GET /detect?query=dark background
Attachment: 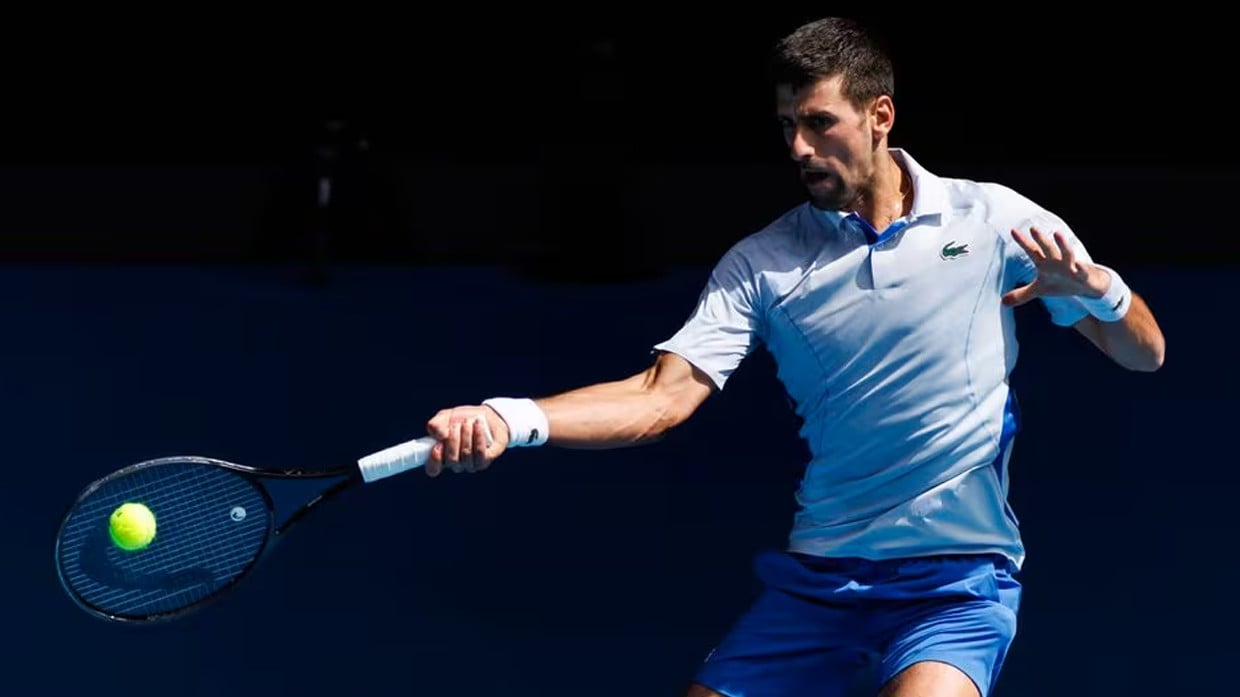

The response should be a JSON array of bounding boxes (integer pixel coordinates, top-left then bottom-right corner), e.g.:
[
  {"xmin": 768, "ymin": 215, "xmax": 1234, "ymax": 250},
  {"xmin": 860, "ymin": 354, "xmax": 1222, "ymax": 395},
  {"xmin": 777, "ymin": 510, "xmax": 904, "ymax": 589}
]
[{"xmin": 8, "ymin": 8, "xmax": 1236, "ymax": 697}]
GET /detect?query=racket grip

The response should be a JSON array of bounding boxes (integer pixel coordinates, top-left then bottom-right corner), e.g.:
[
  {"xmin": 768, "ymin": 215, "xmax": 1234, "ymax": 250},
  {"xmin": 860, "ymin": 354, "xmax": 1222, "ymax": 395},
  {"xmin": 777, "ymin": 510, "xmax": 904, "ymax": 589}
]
[
  {"xmin": 357, "ymin": 437, "xmax": 437, "ymax": 482},
  {"xmin": 357, "ymin": 420, "xmax": 494, "ymax": 483}
]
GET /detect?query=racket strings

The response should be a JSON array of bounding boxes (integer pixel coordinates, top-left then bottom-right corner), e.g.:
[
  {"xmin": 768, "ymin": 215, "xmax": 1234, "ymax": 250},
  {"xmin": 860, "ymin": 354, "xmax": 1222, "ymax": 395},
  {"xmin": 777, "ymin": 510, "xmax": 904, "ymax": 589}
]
[{"xmin": 57, "ymin": 462, "xmax": 271, "ymax": 620}]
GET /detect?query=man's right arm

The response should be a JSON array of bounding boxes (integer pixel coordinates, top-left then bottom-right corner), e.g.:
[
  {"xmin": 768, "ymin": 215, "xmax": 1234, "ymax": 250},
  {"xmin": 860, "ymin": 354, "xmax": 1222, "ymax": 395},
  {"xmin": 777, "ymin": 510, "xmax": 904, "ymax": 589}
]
[
  {"xmin": 425, "ymin": 234, "xmax": 766, "ymax": 476},
  {"xmin": 423, "ymin": 351, "xmax": 716, "ymax": 475},
  {"xmin": 533, "ymin": 350, "xmax": 717, "ymax": 449}
]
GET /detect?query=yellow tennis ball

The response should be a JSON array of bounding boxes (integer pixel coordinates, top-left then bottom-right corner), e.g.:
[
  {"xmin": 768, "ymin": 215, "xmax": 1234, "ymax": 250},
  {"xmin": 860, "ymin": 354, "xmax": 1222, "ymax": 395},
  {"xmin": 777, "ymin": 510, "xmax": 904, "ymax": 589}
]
[{"xmin": 109, "ymin": 502, "xmax": 157, "ymax": 551}]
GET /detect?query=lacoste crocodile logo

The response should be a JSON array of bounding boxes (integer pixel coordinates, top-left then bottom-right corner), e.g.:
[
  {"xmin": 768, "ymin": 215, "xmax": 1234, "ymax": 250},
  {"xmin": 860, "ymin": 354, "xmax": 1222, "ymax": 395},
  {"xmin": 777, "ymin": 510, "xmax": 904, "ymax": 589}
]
[{"xmin": 940, "ymin": 241, "xmax": 969, "ymax": 260}]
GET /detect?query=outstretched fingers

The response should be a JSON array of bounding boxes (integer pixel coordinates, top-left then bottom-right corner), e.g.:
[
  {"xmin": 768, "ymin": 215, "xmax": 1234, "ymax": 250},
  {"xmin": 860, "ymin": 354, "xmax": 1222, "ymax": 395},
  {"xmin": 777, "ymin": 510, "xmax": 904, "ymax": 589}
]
[
  {"xmin": 1030, "ymin": 227, "xmax": 1061, "ymax": 262},
  {"xmin": 1010, "ymin": 228, "xmax": 1041, "ymax": 262}
]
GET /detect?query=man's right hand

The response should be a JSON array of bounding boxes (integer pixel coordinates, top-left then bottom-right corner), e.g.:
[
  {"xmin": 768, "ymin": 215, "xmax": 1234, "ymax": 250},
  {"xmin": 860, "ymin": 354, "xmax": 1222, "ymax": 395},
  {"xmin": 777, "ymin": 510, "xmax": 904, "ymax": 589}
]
[{"xmin": 424, "ymin": 405, "xmax": 510, "ymax": 476}]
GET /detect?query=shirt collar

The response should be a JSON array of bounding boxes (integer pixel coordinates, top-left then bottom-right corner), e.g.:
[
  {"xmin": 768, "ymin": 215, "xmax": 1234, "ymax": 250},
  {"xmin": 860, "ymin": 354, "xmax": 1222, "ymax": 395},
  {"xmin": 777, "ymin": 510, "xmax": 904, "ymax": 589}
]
[{"xmin": 892, "ymin": 148, "xmax": 950, "ymax": 222}]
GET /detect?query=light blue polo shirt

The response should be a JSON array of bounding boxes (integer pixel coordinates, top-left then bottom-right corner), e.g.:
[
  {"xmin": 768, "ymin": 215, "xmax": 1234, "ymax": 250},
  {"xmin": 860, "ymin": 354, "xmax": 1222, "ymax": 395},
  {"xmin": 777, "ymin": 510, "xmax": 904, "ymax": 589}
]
[{"xmin": 654, "ymin": 149, "xmax": 1097, "ymax": 568}]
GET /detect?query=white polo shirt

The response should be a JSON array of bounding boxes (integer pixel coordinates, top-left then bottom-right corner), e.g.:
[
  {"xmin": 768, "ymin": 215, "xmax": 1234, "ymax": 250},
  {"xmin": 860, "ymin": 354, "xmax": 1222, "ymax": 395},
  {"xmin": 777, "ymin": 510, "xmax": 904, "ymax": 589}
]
[{"xmin": 653, "ymin": 149, "xmax": 1096, "ymax": 568}]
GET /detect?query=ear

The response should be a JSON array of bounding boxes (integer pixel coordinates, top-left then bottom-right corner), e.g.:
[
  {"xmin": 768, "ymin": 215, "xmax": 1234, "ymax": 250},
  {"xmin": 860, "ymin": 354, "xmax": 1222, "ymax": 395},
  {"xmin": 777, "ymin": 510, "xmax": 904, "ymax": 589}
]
[{"xmin": 871, "ymin": 94, "xmax": 894, "ymax": 139}]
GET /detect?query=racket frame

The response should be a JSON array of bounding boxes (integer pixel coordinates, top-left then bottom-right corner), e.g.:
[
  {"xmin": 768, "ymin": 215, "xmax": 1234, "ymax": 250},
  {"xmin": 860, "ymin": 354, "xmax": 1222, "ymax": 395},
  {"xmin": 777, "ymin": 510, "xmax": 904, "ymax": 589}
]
[{"xmin": 54, "ymin": 455, "xmax": 363, "ymax": 624}]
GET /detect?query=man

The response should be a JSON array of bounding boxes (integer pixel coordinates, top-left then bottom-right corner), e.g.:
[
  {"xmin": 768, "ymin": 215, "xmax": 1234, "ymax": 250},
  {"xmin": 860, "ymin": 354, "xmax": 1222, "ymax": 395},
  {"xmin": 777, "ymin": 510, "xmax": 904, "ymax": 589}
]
[{"xmin": 420, "ymin": 16, "xmax": 1166, "ymax": 697}]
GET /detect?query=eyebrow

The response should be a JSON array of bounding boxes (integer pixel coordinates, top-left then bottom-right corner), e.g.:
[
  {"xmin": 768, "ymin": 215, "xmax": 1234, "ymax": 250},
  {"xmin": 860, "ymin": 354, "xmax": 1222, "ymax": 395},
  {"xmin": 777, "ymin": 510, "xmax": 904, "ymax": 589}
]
[{"xmin": 778, "ymin": 109, "xmax": 837, "ymax": 122}]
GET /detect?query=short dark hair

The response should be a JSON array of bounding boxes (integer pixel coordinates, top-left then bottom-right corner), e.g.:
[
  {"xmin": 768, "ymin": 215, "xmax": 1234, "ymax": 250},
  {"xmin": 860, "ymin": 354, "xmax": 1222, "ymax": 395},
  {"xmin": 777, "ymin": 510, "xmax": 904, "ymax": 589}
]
[{"xmin": 768, "ymin": 17, "xmax": 894, "ymax": 108}]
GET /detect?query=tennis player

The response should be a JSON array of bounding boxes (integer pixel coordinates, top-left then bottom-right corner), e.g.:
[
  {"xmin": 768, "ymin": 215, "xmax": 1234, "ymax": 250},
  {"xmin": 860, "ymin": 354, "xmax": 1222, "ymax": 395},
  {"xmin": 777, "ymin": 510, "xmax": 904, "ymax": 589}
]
[{"xmin": 422, "ymin": 16, "xmax": 1166, "ymax": 697}]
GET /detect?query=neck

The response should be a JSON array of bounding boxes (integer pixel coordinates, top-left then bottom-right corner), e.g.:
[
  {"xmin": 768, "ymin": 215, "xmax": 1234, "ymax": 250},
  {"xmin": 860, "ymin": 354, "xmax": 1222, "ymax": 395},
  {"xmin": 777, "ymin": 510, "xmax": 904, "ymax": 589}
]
[{"xmin": 847, "ymin": 150, "xmax": 910, "ymax": 232}]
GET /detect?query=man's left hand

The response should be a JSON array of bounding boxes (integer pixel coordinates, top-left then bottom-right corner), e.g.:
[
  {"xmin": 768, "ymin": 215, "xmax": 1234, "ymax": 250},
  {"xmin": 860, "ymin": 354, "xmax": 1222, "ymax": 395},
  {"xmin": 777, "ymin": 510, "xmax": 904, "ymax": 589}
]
[{"xmin": 1003, "ymin": 226, "xmax": 1111, "ymax": 307}]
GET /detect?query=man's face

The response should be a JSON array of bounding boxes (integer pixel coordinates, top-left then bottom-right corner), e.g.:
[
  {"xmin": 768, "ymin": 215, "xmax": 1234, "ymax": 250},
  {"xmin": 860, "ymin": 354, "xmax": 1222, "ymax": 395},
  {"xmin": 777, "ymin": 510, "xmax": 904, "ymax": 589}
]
[{"xmin": 775, "ymin": 75, "xmax": 892, "ymax": 210}]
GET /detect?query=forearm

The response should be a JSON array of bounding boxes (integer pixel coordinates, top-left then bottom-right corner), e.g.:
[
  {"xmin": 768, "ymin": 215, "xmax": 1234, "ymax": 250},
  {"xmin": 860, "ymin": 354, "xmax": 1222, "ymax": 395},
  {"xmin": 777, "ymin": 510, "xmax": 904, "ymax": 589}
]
[
  {"xmin": 1074, "ymin": 262, "xmax": 1165, "ymax": 372},
  {"xmin": 533, "ymin": 373, "xmax": 692, "ymax": 449},
  {"xmin": 1086, "ymin": 291, "xmax": 1165, "ymax": 372},
  {"xmin": 482, "ymin": 353, "xmax": 715, "ymax": 451}
]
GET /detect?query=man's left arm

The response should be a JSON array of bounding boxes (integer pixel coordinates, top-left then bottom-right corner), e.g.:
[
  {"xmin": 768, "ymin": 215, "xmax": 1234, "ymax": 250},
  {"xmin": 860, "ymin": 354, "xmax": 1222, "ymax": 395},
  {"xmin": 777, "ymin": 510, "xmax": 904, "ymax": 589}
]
[
  {"xmin": 1071, "ymin": 280, "xmax": 1165, "ymax": 372},
  {"xmin": 1004, "ymin": 227, "xmax": 1166, "ymax": 372}
]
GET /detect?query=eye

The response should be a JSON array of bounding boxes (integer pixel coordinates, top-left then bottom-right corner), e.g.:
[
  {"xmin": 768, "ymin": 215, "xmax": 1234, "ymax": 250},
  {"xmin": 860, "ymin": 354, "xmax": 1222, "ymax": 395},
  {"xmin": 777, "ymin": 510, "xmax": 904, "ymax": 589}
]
[{"xmin": 807, "ymin": 115, "xmax": 834, "ymax": 131}]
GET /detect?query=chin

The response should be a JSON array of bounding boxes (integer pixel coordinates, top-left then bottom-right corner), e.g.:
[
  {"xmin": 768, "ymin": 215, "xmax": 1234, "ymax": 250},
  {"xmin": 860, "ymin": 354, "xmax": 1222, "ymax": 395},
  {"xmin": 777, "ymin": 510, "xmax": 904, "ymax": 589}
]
[
  {"xmin": 806, "ymin": 189, "xmax": 851, "ymax": 211},
  {"xmin": 803, "ymin": 176, "xmax": 855, "ymax": 211}
]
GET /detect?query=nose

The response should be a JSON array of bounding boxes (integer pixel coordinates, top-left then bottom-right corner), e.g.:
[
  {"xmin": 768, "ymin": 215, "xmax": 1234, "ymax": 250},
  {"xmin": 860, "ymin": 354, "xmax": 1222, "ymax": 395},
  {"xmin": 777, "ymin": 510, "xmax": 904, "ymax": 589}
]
[{"xmin": 787, "ymin": 126, "xmax": 814, "ymax": 162}]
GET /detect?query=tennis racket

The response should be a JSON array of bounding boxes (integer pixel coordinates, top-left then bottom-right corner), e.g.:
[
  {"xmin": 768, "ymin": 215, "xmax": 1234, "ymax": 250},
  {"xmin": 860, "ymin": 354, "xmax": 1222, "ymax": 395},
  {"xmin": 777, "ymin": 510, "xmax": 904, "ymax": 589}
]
[{"xmin": 54, "ymin": 428, "xmax": 483, "ymax": 624}]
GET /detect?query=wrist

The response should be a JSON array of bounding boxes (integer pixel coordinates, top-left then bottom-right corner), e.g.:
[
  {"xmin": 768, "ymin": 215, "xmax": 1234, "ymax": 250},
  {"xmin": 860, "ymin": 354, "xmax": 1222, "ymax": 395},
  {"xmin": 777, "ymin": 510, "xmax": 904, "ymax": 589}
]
[
  {"xmin": 1083, "ymin": 265, "xmax": 1112, "ymax": 298},
  {"xmin": 1079, "ymin": 264, "xmax": 1131, "ymax": 322},
  {"xmin": 482, "ymin": 397, "xmax": 549, "ymax": 447}
]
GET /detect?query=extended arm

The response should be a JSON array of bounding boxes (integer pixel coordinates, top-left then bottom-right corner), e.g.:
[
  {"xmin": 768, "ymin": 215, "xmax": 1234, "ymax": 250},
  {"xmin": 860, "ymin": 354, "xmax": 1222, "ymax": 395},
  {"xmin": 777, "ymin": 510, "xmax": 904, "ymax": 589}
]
[
  {"xmin": 531, "ymin": 351, "xmax": 718, "ymax": 449},
  {"xmin": 423, "ymin": 351, "xmax": 717, "ymax": 475},
  {"xmin": 425, "ymin": 238, "xmax": 762, "ymax": 475}
]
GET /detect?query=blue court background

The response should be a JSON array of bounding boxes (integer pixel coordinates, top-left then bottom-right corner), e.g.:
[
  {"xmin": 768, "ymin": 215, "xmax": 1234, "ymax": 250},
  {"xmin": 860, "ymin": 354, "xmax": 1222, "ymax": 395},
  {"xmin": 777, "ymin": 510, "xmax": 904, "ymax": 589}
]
[{"xmin": 7, "ymin": 261, "xmax": 1226, "ymax": 696}]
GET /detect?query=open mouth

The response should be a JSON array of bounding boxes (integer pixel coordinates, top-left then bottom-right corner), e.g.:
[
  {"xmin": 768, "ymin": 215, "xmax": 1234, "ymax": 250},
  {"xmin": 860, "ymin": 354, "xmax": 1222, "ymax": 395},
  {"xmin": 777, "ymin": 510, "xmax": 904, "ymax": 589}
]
[{"xmin": 802, "ymin": 170, "xmax": 832, "ymax": 186}]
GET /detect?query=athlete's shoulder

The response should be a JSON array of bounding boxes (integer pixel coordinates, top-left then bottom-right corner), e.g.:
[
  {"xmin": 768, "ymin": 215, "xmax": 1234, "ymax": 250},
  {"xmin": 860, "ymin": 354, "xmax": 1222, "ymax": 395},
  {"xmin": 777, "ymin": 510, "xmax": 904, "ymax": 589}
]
[
  {"xmin": 937, "ymin": 176, "xmax": 1070, "ymax": 240},
  {"xmin": 936, "ymin": 176, "xmax": 1048, "ymax": 218},
  {"xmin": 898, "ymin": 151, "xmax": 1063, "ymax": 232}
]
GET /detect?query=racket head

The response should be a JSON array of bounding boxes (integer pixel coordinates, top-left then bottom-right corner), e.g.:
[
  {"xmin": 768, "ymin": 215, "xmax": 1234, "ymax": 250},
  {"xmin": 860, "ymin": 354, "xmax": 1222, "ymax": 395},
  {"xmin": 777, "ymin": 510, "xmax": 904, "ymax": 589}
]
[{"xmin": 54, "ymin": 456, "xmax": 277, "ymax": 623}]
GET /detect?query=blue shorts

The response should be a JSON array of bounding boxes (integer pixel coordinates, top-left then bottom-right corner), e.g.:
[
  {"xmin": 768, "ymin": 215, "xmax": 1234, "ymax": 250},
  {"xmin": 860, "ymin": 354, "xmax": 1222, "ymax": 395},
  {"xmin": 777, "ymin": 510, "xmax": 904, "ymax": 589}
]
[{"xmin": 693, "ymin": 549, "xmax": 1022, "ymax": 697}]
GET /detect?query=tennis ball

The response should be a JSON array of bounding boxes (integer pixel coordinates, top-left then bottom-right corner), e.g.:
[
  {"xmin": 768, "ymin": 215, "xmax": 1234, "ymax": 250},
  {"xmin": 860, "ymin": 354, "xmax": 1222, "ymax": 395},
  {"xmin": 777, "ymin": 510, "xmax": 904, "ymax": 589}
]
[{"xmin": 109, "ymin": 502, "xmax": 157, "ymax": 551}]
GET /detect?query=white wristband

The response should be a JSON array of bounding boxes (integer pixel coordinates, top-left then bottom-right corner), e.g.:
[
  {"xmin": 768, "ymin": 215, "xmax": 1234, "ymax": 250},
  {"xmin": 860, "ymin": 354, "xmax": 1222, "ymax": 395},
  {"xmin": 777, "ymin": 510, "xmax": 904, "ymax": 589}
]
[
  {"xmin": 1079, "ymin": 264, "xmax": 1131, "ymax": 322},
  {"xmin": 482, "ymin": 397, "xmax": 549, "ymax": 447}
]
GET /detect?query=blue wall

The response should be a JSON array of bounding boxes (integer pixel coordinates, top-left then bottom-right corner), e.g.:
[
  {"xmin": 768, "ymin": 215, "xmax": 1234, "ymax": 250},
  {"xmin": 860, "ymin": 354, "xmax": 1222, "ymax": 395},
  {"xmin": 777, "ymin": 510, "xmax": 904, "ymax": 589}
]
[{"xmin": 15, "ymin": 262, "xmax": 1226, "ymax": 696}]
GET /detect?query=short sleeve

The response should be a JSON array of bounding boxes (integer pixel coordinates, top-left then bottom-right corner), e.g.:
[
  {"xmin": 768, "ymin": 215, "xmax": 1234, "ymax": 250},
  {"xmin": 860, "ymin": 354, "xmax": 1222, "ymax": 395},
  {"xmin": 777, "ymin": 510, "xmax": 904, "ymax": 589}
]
[
  {"xmin": 652, "ymin": 242, "xmax": 764, "ymax": 390},
  {"xmin": 1001, "ymin": 202, "xmax": 1097, "ymax": 328}
]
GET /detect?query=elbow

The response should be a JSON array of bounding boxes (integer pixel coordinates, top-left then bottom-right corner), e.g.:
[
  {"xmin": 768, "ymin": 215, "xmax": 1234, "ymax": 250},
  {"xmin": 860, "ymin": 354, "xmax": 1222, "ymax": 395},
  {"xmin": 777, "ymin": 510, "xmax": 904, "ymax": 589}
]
[
  {"xmin": 637, "ymin": 353, "xmax": 715, "ymax": 440},
  {"xmin": 1141, "ymin": 345, "xmax": 1165, "ymax": 372},
  {"xmin": 1129, "ymin": 338, "xmax": 1166, "ymax": 373},
  {"xmin": 643, "ymin": 395, "xmax": 695, "ymax": 442},
  {"xmin": 639, "ymin": 386, "xmax": 711, "ymax": 444}
]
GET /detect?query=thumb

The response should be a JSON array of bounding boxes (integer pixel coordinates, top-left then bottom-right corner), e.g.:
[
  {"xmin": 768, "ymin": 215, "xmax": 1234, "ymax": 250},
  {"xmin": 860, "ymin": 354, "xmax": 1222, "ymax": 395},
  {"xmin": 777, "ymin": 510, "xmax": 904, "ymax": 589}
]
[
  {"xmin": 426, "ymin": 409, "xmax": 453, "ymax": 439},
  {"xmin": 1002, "ymin": 281, "xmax": 1040, "ymax": 307}
]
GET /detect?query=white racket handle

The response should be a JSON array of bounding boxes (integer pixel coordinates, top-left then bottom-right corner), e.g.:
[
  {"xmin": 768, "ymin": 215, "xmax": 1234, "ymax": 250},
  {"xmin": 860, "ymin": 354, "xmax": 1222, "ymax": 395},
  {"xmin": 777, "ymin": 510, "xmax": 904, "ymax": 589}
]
[
  {"xmin": 356, "ymin": 419, "xmax": 494, "ymax": 483},
  {"xmin": 357, "ymin": 436, "xmax": 437, "ymax": 482}
]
